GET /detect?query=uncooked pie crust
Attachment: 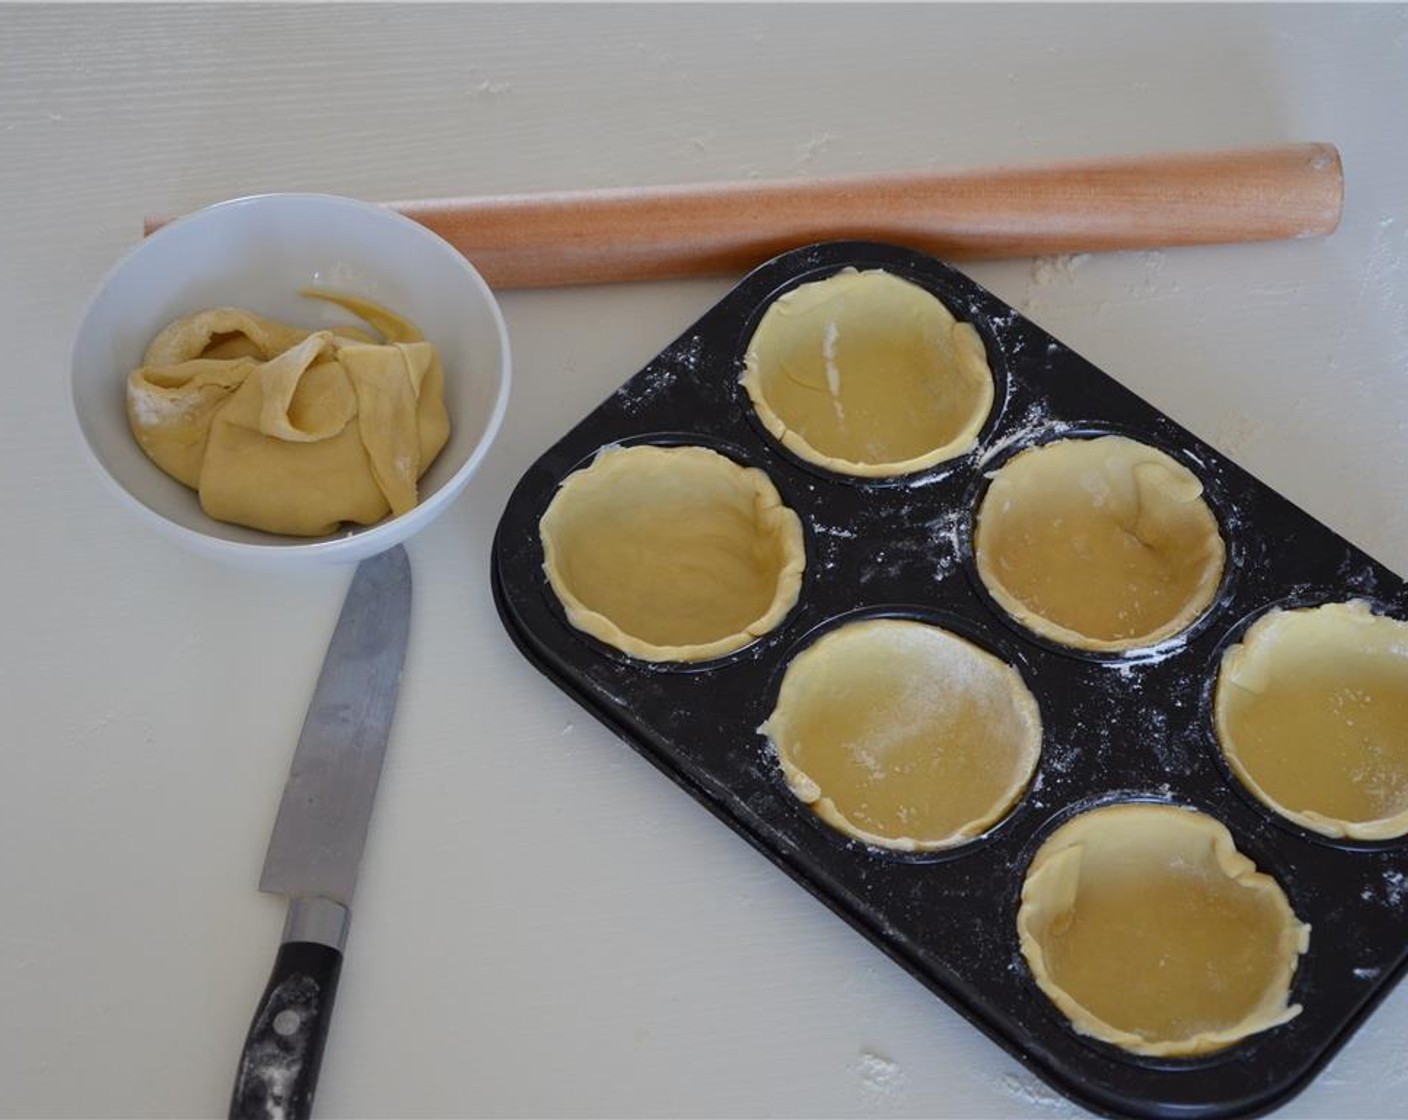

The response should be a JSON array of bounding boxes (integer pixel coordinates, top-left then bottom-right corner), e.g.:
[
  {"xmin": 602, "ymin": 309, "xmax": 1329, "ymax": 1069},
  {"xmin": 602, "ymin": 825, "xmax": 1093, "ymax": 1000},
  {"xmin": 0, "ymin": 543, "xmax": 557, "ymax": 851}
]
[
  {"xmin": 740, "ymin": 268, "xmax": 994, "ymax": 477},
  {"xmin": 974, "ymin": 435, "xmax": 1225, "ymax": 652},
  {"xmin": 760, "ymin": 618, "xmax": 1042, "ymax": 851},
  {"xmin": 1215, "ymin": 600, "xmax": 1408, "ymax": 840},
  {"xmin": 1018, "ymin": 803, "xmax": 1309, "ymax": 1058},
  {"xmin": 538, "ymin": 444, "xmax": 805, "ymax": 663}
]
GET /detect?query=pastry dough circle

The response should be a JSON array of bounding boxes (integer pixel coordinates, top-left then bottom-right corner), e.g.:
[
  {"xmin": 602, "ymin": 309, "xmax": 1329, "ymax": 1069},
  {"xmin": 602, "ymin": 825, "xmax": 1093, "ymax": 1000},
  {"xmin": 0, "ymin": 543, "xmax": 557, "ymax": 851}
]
[
  {"xmin": 1214, "ymin": 600, "xmax": 1408, "ymax": 840},
  {"xmin": 1018, "ymin": 803, "xmax": 1309, "ymax": 1057},
  {"xmin": 740, "ymin": 268, "xmax": 995, "ymax": 477},
  {"xmin": 539, "ymin": 444, "xmax": 805, "ymax": 663},
  {"xmin": 761, "ymin": 618, "xmax": 1042, "ymax": 851},
  {"xmin": 974, "ymin": 435, "xmax": 1225, "ymax": 651}
]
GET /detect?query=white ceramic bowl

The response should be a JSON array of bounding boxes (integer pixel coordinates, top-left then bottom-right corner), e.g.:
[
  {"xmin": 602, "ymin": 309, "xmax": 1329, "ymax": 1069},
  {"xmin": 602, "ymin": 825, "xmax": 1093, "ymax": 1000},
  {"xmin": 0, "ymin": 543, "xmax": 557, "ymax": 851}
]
[{"xmin": 71, "ymin": 193, "xmax": 511, "ymax": 570}]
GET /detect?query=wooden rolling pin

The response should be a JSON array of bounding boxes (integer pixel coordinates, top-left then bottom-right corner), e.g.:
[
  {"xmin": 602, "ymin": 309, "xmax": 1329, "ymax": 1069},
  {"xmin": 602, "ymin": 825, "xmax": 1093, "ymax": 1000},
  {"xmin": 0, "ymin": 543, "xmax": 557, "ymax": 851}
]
[{"xmin": 147, "ymin": 143, "xmax": 1343, "ymax": 289}]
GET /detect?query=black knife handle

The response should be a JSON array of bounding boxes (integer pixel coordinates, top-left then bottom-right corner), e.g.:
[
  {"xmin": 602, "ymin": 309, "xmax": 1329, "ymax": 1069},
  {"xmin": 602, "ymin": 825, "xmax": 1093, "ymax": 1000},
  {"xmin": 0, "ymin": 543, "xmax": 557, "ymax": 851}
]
[{"xmin": 229, "ymin": 941, "xmax": 343, "ymax": 1120}]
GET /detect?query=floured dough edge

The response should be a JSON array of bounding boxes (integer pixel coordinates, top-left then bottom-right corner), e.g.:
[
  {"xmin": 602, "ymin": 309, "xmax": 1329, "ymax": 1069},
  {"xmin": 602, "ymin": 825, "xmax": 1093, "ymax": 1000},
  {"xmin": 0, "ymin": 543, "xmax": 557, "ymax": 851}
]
[
  {"xmin": 540, "ymin": 445, "xmax": 806, "ymax": 663},
  {"xmin": 739, "ymin": 270, "xmax": 995, "ymax": 478},
  {"xmin": 1215, "ymin": 599, "xmax": 1408, "ymax": 841},
  {"xmin": 764, "ymin": 620, "xmax": 1042, "ymax": 852},
  {"xmin": 1017, "ymin": 803, "xmax": 1310, "ymax": 1058}
]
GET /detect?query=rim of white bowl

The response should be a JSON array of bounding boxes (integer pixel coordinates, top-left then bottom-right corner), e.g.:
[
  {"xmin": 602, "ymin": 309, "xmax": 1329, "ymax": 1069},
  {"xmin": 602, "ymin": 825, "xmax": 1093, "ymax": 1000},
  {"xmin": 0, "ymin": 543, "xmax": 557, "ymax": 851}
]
[{"xmin": 70, "ymin": 191, "xmax": 512, "ymax": 564}]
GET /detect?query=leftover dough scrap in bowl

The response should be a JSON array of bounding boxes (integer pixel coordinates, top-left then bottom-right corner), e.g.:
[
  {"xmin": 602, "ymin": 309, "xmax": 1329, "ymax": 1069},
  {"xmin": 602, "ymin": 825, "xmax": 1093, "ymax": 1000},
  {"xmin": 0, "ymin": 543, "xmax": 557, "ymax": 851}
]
[
  {"xmin": 538, "ymin": 444, "xmax": 805, "ymax": 663},
  {"xmin": 974, "ymin": 435, "xmax": 1225, "ymax": 652},
  {"xmin": 1215, "ymin": 600, "xmax": 1408, "ymax": 840},
  {"xmin": 740, "ymin": 268, "xmax": 994, "ymax": 477},
  {"xmin": 1017, "ymin": 803, "xmax": 1309, "ymax": 1058},
  {"xmin": 70, "ymin": 192, "xmax": 511, "ymax": 570},
  {"xmin": 125, "ymin": 293, "xmax": 450, "ymax": 537},
  {"xmin": 760, "ymin": 618, "xmax": 1042, "ymax": 851}
]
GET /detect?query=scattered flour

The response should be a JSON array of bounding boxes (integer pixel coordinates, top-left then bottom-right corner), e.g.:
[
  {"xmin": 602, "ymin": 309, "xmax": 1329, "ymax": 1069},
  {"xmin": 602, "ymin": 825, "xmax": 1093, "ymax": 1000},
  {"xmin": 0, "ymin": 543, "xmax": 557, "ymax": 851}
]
[
  {"xmin": 924, "ymin": 506, "xmax": 967, "ymax": 579},
  {"xmin": 1031, "ymin": 254, "xmax": 1090, "ymax": 287},
  {"xmin": 857, "ymin": 1049, "xmax": 906, "ymax": 1097},
  {"xmin": 1023, "ymin": 253, "xmax": 1090, "ymax": 313},
  {"xmin": 822, "ymin": 320, "xmax": 845, "ymax": 420},
  {"xmin": 976, "ymin": 401, "xmax": 1062, "ymax": 470},
  {"xmin": 1383, "ymin": 869, "xmax": 1408, "ymax": 906},
  {"xmin": 614, "ymin": 335, "xmax": 704, "ymax": 412},
  {"xmin": 126, "ymin": 383, "xmax": 203, "ymax": 427},
  {"xmin": 464, "ymin": 67, "xmax": 510, "ymax": 97},
  {"xmin": 798, "ymin": 131, "xmax": 840, "ymax": 167},
  {"xmin": 996, "ymin": 1068, "xmax": 1079, "ymax": 1114}
]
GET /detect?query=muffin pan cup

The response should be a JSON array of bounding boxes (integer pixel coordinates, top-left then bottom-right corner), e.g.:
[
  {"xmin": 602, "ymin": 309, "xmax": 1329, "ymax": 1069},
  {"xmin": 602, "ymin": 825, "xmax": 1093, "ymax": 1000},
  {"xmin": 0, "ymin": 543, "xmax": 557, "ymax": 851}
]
[{"xmin": 490, "ymin": 241, "xmax": 1408, "ymax": 1119}]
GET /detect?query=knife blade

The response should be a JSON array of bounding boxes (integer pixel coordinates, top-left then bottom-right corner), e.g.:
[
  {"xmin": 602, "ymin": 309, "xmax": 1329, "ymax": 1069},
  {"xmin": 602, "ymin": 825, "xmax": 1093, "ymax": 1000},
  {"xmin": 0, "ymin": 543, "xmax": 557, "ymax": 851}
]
[{"xmin": 229, "ymin": 544, "xmax": 412, "ymax": 1120}]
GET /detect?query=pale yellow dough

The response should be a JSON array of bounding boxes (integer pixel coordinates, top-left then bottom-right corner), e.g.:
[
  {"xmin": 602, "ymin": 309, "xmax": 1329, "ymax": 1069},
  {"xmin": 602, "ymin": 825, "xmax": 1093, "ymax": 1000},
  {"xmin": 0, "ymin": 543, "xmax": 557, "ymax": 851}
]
[
  {"xmin": 974, "ymin": 435, "xmax": 1225, "ymax": 651},
  {"xmin": 1018, "ymin": 803, "xmax": 1309, "ymax": 1057},
  {"xmin": 1215, "ymin": 600, "xmax": 1408, "ymax": 840},
  {"xmin": 740, "ymin": 268, "xmax": 994, "ymax": 477},
  {"xmin": 125, "ymin": 292, "xmax": 450, "ymax": 537},
  {"xmin": 538, "ymin": 445, "xmax": 805, "ymax": 662},
  {"xmin": 760, "ymin": 618, "xmax": 1042, "ymax": 851}
]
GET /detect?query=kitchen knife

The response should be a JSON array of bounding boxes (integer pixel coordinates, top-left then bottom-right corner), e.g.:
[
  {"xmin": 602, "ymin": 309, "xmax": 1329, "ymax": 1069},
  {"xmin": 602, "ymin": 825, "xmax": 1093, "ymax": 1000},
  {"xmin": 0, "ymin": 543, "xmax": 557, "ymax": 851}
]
[{"xmin": 229, "ymin": 544, "xmax": 412, "ymax": 1120}]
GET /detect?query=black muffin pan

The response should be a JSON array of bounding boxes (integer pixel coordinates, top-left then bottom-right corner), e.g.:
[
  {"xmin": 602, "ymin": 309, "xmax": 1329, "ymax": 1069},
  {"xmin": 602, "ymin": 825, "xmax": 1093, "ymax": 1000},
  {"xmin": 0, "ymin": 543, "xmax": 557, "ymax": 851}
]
[{"xmin": 490, "ymin": 241, "xmax": 1408, "ymax": 1119}]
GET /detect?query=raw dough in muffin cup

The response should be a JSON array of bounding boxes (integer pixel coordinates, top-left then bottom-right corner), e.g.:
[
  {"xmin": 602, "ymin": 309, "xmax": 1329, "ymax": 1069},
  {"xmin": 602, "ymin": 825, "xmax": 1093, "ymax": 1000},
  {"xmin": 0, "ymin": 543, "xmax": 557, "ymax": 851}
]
[
  {"xmin": 1215, "ymin": 600, "xmax": 1408, "ymax": 840},
  {"xmin": 538, "ymin": 443, "xmax": 805, "ymax": 663},
  {"xmin": 973, "ymin": 434, "xmax": 1225, "ymax": 652},
  {"xmin": 1017, "ymin": 802, "xmax": 1309, "ymax": 1058},
  {"xmin": 760, "ymin": 617, "xmax": 1042, "ymax": 851},
  {"xmin": 740, "ymin": 268, "xmax": 995, "ymax": 478}
]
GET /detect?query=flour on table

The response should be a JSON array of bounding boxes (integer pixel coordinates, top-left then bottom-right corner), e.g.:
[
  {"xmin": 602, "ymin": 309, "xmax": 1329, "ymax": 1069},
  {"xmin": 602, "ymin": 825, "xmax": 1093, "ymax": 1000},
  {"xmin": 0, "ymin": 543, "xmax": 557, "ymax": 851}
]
[{"xmin": 857, "ymin": 1049, "xmax": 905, "ymax": 1097}]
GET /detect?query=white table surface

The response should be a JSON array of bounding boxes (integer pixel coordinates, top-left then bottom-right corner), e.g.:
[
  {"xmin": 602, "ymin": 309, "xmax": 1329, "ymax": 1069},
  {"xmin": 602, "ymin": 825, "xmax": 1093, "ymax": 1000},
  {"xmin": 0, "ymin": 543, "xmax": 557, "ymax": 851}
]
[{"xmin": 4, "ymin": 4, "xmax": 1408, "ymax": 1117}]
